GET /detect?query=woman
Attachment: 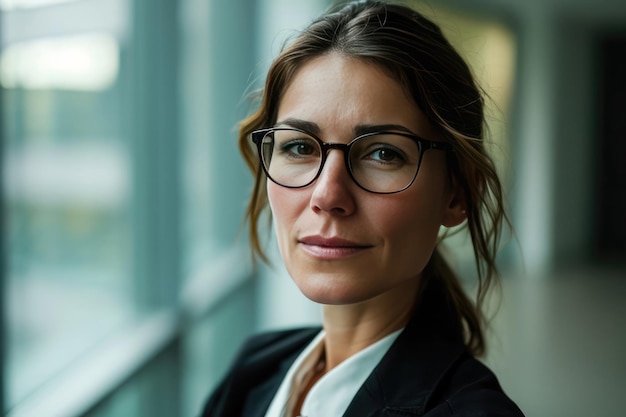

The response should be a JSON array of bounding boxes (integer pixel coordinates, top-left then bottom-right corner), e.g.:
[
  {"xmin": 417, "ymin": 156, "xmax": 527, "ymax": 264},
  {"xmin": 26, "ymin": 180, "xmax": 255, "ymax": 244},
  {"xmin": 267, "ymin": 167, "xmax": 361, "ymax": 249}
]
[{"xmin": 202, "ymin": 1, "xmax": 524, "ymax": 416}]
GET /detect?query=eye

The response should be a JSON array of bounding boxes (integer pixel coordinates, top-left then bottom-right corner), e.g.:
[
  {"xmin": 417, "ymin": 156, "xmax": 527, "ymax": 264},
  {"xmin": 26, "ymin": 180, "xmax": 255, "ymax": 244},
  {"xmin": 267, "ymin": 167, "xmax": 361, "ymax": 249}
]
[
  {"xmin": 352, "ymin": 133, "xmax": 419, "ymax": 169},
  {"xmin": 362, "ymin": 144, "xmax": 407, "ymax": 165},
  {"xmin": 276, "ymin": 138, "xmax": 320, "ymax": 159},
  {"xmin": 283, "ymin": 141, "xmax": 315, "ymax": 155},
  {"xmin": 367, "ymin": 147, "xmax": 404, "ymax": 163}
]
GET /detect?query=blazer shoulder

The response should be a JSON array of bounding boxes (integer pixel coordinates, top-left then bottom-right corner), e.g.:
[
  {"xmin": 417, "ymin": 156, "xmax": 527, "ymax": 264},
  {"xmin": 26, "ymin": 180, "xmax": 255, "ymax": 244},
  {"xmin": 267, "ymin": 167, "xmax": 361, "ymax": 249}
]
[
  {"xmin": 200, "ymin": 326, "xmax": 320, "ymax": 417},
  {"xmin": 431, "ymin": 355, "xmax": 525, "ymax": 416},
  {"xmin": 234, "ymin": 326, "xmax": 321, "ymax": 366},
  {"xmin": 240, "ymin": 326, "xmax": 320, "ymax": 351}
]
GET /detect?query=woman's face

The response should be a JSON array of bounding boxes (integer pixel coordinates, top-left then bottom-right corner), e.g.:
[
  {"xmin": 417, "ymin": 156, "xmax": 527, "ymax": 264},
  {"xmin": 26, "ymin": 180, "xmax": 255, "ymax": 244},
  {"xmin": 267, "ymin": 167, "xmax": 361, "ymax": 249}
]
[{"xmin": 268, "ymin": 53, "xmax": 465, "ymax": 306}]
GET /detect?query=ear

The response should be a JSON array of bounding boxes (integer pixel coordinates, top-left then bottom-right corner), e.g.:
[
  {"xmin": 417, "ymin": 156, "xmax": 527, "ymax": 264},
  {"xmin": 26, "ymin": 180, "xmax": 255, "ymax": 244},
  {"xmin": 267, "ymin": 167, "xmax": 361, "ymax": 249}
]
[{"xmin": 441, "ymin": 181, "xmax": 467, "ymax": 227}]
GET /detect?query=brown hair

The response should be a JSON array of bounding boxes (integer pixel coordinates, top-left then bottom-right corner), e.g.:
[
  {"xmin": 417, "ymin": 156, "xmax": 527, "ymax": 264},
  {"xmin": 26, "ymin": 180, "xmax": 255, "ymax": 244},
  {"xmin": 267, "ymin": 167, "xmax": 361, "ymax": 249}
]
[{"xmin": 238, "ymin": 0, "xmax": 508, "ymax": 357}]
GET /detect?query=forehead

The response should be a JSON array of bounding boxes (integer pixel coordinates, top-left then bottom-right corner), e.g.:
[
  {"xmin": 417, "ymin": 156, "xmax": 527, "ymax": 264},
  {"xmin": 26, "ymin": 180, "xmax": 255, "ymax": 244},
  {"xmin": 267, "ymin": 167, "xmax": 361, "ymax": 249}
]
[{"xmin": 276, "ymin": 53, "xmax": 434, "ymax": 139}]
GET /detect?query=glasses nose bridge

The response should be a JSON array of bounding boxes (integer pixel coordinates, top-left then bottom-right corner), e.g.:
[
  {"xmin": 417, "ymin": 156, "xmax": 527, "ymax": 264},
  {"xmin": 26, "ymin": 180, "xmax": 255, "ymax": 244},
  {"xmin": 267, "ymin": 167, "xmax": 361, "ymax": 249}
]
[
  {"xmin": 322, "ymin": 142, "xmax": 350, "ymax": 153},
  {"xmin": 320, "ymin": 142, "xmax": 351, "ymax": 172}
]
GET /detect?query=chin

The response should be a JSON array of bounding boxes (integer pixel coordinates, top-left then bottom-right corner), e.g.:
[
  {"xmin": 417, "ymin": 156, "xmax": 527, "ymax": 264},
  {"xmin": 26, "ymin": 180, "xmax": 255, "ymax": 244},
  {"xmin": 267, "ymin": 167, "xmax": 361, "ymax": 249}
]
[
  {"xmin": 292, "ymin": 271, "xmax": 378, "ymax": 305},
  {"xmin": 301, "ymin": 292, "xmax": 362, "ymax": 306}
]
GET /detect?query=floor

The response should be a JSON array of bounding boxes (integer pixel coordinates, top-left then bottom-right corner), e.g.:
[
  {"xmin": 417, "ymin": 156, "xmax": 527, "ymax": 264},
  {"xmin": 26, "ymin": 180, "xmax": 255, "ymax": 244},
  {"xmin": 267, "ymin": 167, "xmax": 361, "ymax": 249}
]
[{"xmin": 485, "ymin": 267, "xmax": 626, "ymax": 417}]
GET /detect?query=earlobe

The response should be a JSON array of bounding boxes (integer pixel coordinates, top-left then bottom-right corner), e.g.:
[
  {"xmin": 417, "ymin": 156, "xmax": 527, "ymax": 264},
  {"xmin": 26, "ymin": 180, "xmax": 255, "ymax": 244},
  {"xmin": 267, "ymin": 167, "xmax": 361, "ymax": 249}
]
[{"xmin": 442, "ymin": 203, "xmax": 467, "ymax": 227}]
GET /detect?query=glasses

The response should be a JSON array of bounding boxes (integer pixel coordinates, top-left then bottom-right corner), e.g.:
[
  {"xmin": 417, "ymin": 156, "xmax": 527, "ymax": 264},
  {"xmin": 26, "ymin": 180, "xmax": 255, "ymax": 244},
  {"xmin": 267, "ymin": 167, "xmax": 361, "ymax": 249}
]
[{"xmin": 251, "ymin": 127, "xmax": 453, "ymax": 194}]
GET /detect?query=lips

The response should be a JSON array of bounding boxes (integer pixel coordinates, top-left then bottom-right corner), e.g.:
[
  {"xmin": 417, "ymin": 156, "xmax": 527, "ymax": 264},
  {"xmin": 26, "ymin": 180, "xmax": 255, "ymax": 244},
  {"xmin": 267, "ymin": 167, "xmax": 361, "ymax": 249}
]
[
  {"xmin": 298, "ymin": 235, "xmax": 369, "ymax": 248},
  {"xmin": 297, "ymin": 235, "xmax": 372, "ymax": 259}
]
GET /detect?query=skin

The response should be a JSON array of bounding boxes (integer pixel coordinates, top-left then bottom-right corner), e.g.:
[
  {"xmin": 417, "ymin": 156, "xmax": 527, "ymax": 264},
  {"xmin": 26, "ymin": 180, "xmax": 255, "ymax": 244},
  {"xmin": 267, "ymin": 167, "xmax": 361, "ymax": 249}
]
[{"xmin": 267, "ymin": 52, "xmax": 466, "ymax": 372}]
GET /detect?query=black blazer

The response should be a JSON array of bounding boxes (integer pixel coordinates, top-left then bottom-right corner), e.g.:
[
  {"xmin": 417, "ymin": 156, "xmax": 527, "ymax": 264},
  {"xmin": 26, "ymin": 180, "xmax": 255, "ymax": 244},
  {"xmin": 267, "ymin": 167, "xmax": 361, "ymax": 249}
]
[{"xmin": 201, "ymin": 281, "xmax": 524, "ymax": 417}]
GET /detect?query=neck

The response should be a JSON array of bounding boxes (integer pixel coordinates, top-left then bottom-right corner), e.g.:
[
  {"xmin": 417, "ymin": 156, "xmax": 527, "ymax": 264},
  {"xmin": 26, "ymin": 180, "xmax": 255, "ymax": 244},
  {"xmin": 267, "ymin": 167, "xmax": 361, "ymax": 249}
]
[{"xmin": 321, "ymin": 278, "xmax": 420, "ymax": 370}]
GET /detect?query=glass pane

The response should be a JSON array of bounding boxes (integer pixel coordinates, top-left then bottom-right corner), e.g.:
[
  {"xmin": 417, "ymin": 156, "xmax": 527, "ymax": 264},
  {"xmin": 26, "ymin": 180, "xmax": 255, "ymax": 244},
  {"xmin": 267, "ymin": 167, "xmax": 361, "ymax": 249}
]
[
  {"xmin": 0, "ymin": 0, "xmax": 78, "ymax": 10},
  {"xmin": 2, "ymin": 4, "xmax": 133, "ymax": 408}
]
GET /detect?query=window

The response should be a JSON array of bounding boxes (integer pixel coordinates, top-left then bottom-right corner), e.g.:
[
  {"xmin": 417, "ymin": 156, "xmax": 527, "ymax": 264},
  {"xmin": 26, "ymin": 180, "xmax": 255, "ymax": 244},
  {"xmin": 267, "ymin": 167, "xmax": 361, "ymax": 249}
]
[{"xmin": 2, "ymin": 0, "xmax": 135, "ymax": 410}]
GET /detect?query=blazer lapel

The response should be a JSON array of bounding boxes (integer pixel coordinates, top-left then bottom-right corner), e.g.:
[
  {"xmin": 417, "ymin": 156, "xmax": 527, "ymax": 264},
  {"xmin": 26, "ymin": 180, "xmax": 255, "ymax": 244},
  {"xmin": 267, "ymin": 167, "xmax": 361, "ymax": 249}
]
[
  {"xmin": 240, "ymin": 328, "xmax": 320, "ymax": 417},
  {"xmin": 243, "ymin": 353, "xmax": 296, "ymax": 417},
  {"xmin": 343, "ymin": 280, "xmax": 466, "ymax": 417}
]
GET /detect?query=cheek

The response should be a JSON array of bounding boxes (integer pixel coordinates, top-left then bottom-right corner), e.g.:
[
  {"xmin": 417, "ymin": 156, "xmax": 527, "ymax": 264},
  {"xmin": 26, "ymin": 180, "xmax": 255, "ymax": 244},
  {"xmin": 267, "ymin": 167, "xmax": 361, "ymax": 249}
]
[
  {"xmin": 376, "ymin": 189, "xmax": 448, "ymax": 268},
  {"xmin": 267, "ymin": 182, "xmax": 287, "ymax": 232},
  {"xmin": 267, "ymin": 182, "xmax": 304, "ymax": 246},
  {"xmin": 266, "ymin": 182, "xmax": 281, "ymax": 218}
]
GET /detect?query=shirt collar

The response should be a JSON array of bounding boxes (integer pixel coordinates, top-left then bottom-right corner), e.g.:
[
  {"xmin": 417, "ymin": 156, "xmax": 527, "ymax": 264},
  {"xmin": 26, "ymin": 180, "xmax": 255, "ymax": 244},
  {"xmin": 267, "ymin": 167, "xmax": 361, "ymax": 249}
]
[{"xmin": 265, "ymin": 329, "xmax": 403, "ymax": 417}]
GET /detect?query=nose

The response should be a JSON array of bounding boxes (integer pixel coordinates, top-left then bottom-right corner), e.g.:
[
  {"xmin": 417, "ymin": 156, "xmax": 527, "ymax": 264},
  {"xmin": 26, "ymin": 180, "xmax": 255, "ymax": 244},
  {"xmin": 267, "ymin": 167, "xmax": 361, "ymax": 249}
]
[{"xmin": 309, "ymin": 150, "xmax": 356, "ymax": 216}]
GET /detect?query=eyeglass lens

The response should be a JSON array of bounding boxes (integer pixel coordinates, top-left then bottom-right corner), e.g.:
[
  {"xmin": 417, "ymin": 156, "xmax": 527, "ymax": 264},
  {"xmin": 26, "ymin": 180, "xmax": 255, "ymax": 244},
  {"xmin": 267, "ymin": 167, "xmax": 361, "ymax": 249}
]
[{"xmin": 259, "ymin": 129, "xmax": 422, "ymax": 193}]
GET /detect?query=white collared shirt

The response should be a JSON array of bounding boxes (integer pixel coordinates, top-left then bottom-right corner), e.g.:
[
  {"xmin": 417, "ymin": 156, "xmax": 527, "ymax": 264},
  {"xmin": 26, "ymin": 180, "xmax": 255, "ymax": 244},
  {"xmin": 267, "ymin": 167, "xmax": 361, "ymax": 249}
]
[{"xmin": 264, "ymin": 328, "xmax": 403, "ymax": 417}]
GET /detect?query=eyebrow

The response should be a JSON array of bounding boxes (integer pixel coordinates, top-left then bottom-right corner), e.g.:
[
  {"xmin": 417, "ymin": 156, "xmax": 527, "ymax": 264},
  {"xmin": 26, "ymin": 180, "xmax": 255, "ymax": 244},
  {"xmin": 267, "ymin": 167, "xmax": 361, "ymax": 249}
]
[
  {"xmin": 275, "ymin": 118, "xmax": 321, "ymax": 134},
  {"xmin": 274, "ymin": 118, "xmax": 418, "ymax": 137},
  {"xmin": 354, "ymin": 124, "xmax": 416, "ymax": 136}
]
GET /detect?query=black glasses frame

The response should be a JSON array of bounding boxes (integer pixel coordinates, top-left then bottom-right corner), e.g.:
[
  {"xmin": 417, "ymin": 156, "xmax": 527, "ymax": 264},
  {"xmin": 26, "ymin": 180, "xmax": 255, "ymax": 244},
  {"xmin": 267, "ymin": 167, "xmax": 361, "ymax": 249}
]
[{"xmin": 251, "ymin": 127, "xmax": 453, "ymax": 194}]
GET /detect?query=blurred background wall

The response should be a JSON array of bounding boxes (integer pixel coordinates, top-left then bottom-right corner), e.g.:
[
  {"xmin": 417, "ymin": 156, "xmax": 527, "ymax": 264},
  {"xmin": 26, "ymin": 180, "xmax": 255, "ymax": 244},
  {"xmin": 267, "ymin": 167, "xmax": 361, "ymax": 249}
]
[{"xmin": 1, "ymin": 0, "xmax": 624, "ymax": 416}]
